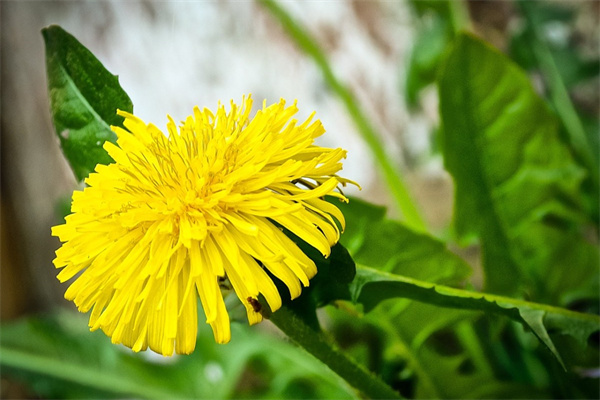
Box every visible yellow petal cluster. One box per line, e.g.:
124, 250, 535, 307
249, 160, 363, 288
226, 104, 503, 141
52, 95, 356, 356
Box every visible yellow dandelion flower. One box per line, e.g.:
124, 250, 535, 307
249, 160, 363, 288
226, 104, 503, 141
52, 95, 357, 356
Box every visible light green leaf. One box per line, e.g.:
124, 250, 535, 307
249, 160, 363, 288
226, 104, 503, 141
438, 32, 598, 300
42, 25, 133, 181
350, 265, 600, 369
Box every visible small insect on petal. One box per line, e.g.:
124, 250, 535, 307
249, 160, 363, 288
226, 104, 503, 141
247, 297, 262, 313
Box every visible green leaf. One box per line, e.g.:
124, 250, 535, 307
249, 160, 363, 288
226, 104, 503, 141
438, 32, 598, 300
42, 25, 133, 181
350, 265, 600, 369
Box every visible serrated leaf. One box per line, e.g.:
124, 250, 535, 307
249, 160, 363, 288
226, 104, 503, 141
438, 33, 598, 301
350, 265, 600, 369
42, 25, 133, 181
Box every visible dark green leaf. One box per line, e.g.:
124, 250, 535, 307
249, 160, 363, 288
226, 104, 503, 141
42, 25, 133, 181
291, 239, 356, 310
438, 33, 598, 301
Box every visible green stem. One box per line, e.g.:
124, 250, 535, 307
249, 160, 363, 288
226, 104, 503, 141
267, 305, 402, 399
447, 0, 472, 34
259, 0, 426, 232
518, 1, 599, 188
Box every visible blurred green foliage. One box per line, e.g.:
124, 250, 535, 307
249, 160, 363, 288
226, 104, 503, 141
2, 1, 598, 399
1, 310, 355, 399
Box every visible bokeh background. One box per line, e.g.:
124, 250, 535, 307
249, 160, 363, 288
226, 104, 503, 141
1, 1, 598, 398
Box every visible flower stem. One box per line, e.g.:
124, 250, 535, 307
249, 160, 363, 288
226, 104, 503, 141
259, 0, 426, 233
266, 305, 402, 399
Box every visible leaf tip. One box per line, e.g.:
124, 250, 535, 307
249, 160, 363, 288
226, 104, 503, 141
41, 24, 63, 42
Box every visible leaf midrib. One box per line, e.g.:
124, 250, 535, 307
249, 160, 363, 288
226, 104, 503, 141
57, 60, 113, 134
450, 36, 522, 291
